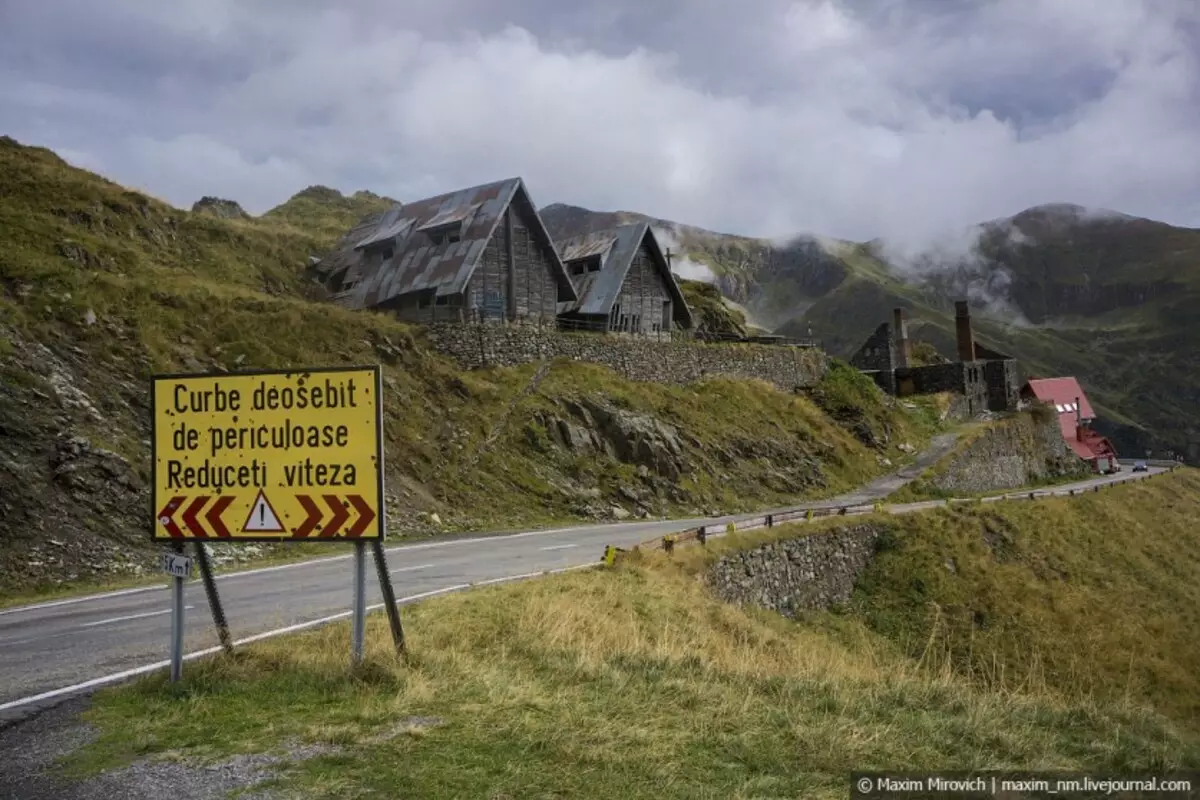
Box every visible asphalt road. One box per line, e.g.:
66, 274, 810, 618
0, 436, 1169, 720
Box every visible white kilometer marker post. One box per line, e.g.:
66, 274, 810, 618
160, 550, 194, 682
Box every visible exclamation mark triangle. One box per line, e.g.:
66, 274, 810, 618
243, 489, 285, 533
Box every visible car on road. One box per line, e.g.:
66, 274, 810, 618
1132, 460, 1148, 472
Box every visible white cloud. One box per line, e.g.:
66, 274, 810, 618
0, 0, 1197, 249
651, 225, 715, 284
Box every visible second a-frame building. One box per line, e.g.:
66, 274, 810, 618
317, 177, 578, 324
552, 222, 693, 335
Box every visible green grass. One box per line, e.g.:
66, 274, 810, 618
262, 184, 396, 244
687, 468, 1200, 727
67, 473, 1200, 798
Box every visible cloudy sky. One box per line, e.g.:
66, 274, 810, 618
2, 0, 1198, 247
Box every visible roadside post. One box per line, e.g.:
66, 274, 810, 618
151, 365, 401, 677
161, 545, 193, 682
351, 540, 367, 663
371, 539, 406, 656
192, 542, 233, 655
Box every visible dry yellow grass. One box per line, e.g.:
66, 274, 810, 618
73, 493, 1200, 798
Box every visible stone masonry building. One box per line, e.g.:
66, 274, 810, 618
850, 301, 1020, 415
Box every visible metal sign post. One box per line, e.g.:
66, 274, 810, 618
351, 540, 367, 664
162, 547, 194, 683
193, 542, 233, 655
371, 539, 406, 656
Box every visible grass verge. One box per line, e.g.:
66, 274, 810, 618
66, 473, 1200, 798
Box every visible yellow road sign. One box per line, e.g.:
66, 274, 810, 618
151, 366, 384, 541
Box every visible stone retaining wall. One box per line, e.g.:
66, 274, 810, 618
925, 413, 1090, 494
423, 322, 828, 391
706, 524, 885, 616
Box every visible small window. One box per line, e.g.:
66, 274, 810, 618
428, 226, 462, 246
381, 246, 394, 261
435, 295, 449, 306
567, 255, 601, 275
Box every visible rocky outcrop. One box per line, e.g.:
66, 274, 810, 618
191, 196, 248, 220
707, 524, 885, 616
551, 397, 686, 480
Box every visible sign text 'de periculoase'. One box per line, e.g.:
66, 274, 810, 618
150, 366, 384, 541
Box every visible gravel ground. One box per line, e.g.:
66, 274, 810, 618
0, 697, 324, 800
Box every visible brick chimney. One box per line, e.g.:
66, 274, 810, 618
892, 307, 910, 367
955, 300, 975, 362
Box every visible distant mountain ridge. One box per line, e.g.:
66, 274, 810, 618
542, 199, 1200, 463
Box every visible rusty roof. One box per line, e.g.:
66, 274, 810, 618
317, 177, 576, 309
553, 222, 693, 328
1024, 377, 1095, 420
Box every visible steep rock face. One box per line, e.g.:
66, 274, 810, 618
540, 397, 687, 481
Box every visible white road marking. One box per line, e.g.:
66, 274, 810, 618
389, 564, 434, 574
0, 468, 1166, 619
80, 607, 194, 628
0, 563, 599, 715
539, 544, 577, 551
0, 586, 166, 618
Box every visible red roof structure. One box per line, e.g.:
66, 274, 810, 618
1022, 377, 1118, 467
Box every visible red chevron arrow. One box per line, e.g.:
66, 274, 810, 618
181, 496, 210, 538
321, 494, 350, 537
157, 496, 186, 538
345, 495, 376, 537
294, 495, 322, 538
205, 495, 235, 538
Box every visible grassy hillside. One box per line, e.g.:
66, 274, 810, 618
63, 473, 1200, 798
263, 185, 396, 244
0, 135, 939, 597
696, 469, 1200, 728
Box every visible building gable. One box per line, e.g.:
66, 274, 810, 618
555, 223, 692, 329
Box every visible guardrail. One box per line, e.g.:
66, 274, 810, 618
1117, 458, 1182, 468
602, 465, 1181, 566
